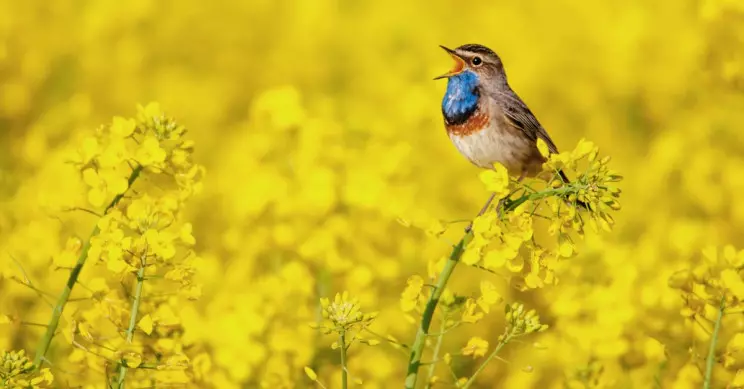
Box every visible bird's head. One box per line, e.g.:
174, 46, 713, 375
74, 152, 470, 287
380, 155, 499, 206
434, 44, 505, 83
436, 44, 506, 124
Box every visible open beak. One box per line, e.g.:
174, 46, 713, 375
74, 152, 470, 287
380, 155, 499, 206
434, 45, 466, 80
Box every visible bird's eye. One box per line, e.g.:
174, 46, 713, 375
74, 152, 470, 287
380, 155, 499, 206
471, 56, 482, 66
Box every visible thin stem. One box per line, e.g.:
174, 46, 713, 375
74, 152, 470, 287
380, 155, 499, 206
314, 379, 329, 389
9, 255, 54, 307
9, 277, 55, 307
116, 259, 147, 388
461, 333, 513, 389
33, 165, 142, 368
20, 321, 51, 328
425, 322, 460, 337
404, 233, 468, 389
503, 186, 574, 213
703, 298, 725, 389
363, 328, 410, 355
424, 317, 448, 388
340, 331, 348, 389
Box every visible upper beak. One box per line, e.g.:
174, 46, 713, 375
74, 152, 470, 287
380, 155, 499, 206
434, 45, 466, 80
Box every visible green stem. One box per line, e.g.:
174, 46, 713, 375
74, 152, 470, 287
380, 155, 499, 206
424, 317, 447, 388
116, 260, 146, 388
405, 187, 570, 389
703, 298, 725, 389
503, 186, 573, 213
405, 234, 468, 389
404, 187, 569, 389
461, 333, 513, 389
340, 331, 348, 389
33, 165, 142, 368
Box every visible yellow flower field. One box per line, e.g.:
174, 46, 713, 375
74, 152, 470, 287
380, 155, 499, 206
1, 1, 744, 388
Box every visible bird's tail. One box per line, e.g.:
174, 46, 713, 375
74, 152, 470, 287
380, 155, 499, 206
558, 170, 589, 210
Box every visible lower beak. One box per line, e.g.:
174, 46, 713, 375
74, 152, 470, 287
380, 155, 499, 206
434, 45, 466, 80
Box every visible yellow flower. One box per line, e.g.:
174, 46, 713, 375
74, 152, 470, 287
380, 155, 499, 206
75, 136, 100, 165
471, 212, 498, 237
570, 138, 596, 160
461, 246, 482, 266
88, 217, 132, 268
52, 237, 82, 268
0, 349, 54, 387
111, 116, 136, 138
721, 269, 744, 300
461, 298, 484, 324
479, 163, 510, 198
180, 223, 196, 245
122, 352, 142, 368
143, 229, 177, 260
423, 218, 447, 237
135, 135, 167, 167
558, 235, 575, 258
536, 138, 551, 158
82, 167, 129, 207
482, 247, 511, 269
400, 275, 424, 312
462, 337, 489, 358
138, 314, 154, 335
724, 244, 744, 267
476, 280, 502, 313
524, 273, 543, 289
319, 291, 376, 332
98, 138, 130, 168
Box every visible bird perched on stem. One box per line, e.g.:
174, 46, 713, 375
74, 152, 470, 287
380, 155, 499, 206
435, 43, 586, 212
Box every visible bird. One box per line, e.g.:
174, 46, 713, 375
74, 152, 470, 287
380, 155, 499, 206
435, 43, 586, 210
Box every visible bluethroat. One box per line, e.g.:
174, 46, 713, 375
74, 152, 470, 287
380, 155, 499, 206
436, 43, 586, 210
435, 44, 587, 213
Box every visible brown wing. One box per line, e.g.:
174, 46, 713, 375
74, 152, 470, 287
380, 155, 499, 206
489, 89, 588, 208
490, 89, 560, 154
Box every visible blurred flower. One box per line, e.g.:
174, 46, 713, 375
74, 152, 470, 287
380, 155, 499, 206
462, 337, 489, 358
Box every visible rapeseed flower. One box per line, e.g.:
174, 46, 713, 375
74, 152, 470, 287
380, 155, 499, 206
0, 1, 743, 387
0, 350, 53, 388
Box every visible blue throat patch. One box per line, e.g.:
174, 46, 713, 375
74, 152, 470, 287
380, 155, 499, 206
442, 70, 480, 125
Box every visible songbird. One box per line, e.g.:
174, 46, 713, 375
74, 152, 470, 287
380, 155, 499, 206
436, 43, 586, 210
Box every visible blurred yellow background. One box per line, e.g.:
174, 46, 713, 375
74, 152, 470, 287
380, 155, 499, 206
2, 0, 744, 388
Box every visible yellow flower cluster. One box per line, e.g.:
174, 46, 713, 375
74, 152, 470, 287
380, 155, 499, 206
666, 245, 744, 387
453, 140, 621, 299
398, 144, 619, 388
66, 105, 204, 387
504, 302, 549, 338
0, 0, 743, 388
0, 350, 52, 389
3, 104, 206, 388
318, 292, 378, 333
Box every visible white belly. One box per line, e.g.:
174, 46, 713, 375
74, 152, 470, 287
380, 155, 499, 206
448, 124, 531, 174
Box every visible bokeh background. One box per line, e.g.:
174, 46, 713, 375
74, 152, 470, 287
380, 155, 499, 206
2, 0, 744, 388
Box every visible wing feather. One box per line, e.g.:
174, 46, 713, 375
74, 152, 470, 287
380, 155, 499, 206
489, 89, 559, 154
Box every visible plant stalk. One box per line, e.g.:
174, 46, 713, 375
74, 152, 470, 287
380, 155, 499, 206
33, 165, 142, 368
340, 331, 348, 389
404, 187, 572, 389
404, 233, 468, 389
424, 316, 448, 388
116, 261, 146, 388
703, 298, 725, 389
